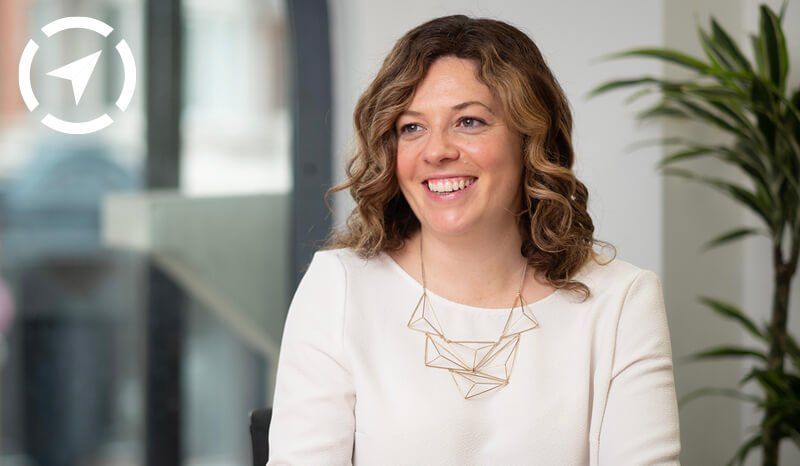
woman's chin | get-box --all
[424,217,474,236]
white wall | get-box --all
[328,0,800,464]
[662,1,748,463]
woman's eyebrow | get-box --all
[452,100,494,114]
[400,100,495,118]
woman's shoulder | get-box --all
[309,246,389,276]
[311,246,366,265]
[577,251,661,299]
[303,247,396,300]
[317,245,392,260]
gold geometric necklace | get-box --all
[406,236,540,399]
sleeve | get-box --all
[598,270,682,465]
[267,250,355,466]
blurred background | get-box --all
[0,0,798,465]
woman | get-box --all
[267,14,681,465]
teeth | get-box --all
[427,177,475,193]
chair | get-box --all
[250,407,272,466]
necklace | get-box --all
[406,236,540,399]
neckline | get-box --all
[380,250,564,312]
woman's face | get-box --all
[395,56,525,237]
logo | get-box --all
[18,17,137,135]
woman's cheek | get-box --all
[395,151,415,186]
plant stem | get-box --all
[762,245,795,465]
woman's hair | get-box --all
[322,14,615,300]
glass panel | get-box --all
[0,1,146,465]
[180,0,290,464]
[184,299,267,466]
[0,0,293,463]
[181,0,290,196]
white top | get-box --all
[267,247,681,465]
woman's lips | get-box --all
[422,178,477,202]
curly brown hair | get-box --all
[322,14,615,299]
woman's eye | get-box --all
[459,117,485,128]
[399,123,422,134]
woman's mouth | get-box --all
[422,176,478,202]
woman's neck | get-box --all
[403,226,532,308]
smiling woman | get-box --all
[325,16,601,296]
[267,14,681,466]
[394,56,526,240]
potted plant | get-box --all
[588,3,799,465]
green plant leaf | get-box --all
[681,345,767,363]
[586,76,739,102]
[623,87,657,104]
[752,79,779,155]
[785,425,800,450]
[702,227,766,251]
[788,96,800,159]
[699,25,733,71]
[710,18,754,73]
[778,0,788,21]
[763,411,784,429]
[751,33,768,77]
[740,367,765,388]
[742,368,790,394]
[661,167,775,229]
[776,158,800,200]
[785,333,800,367]
[784,372,800,390]
[759,4,789,92]
[678,386,763,409]
[704,99,763,143]
[722,146,776,208]
[624,137,689,152]
[726,434,761,466]
[636,103,689,120]
[671,97,751,140]
[657,147,716,168]
[765,397,800,414]
[748,76,800,123]
[651,139,773,200]
[678,83,750,102]
[696,296,767,341]
[763,325,800,371]
[586,77,664,98]
[598,48,711,74]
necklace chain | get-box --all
[419,235,528,316]
[408,235,539,399]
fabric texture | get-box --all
[267,247,681,465]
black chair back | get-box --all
[250,407,272,466]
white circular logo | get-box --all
[18,16,137,135]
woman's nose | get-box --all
[422,127,459,164]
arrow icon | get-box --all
[46,50,102,105]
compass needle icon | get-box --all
[46,50,102,105]
[18,17,136,135]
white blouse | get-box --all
[266,247,681,465]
